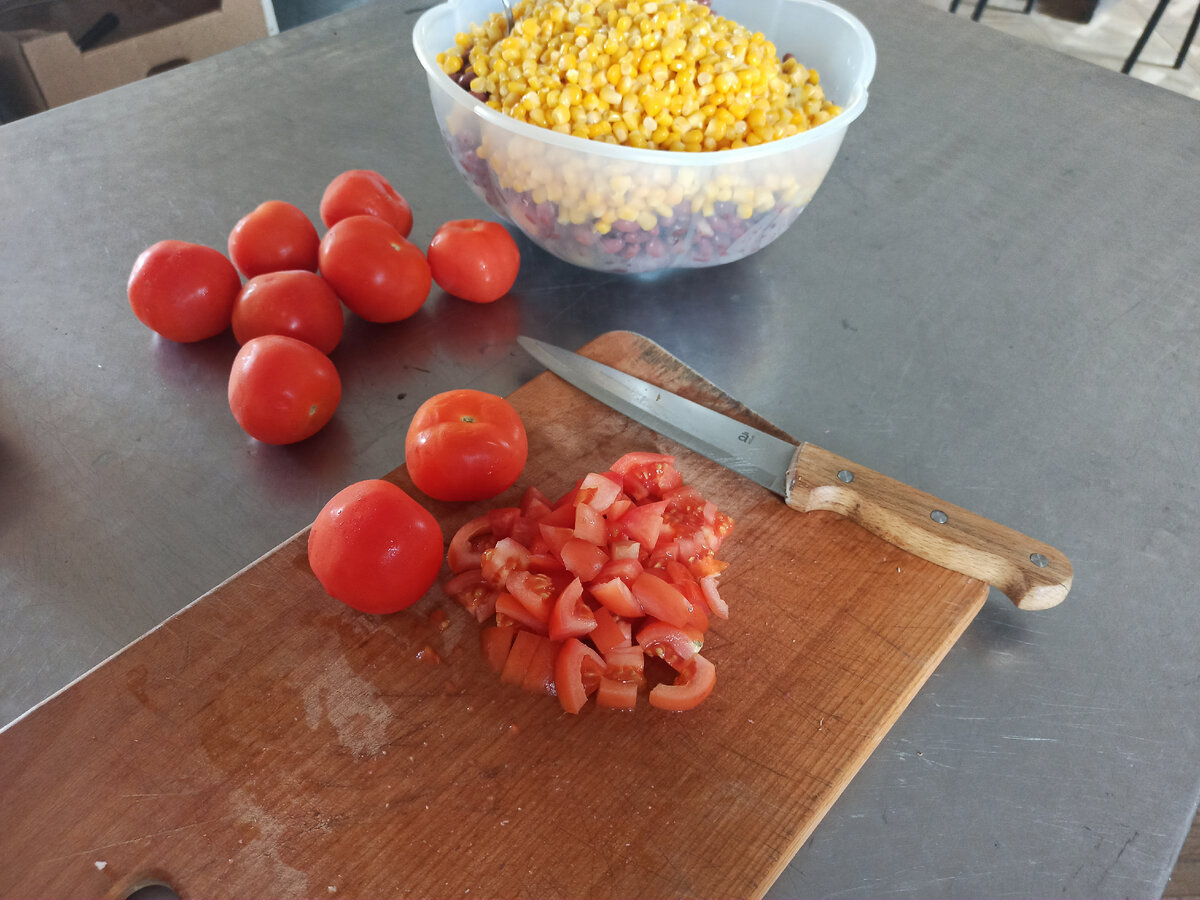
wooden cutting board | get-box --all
[0,331,990,900]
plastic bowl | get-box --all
[413,0,876,274]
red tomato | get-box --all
[228,200,320,278]
[231,270,345,354]
[227,335,341,445]
[127,240,241,342]
[307,479,444,615]
[405,389,528,502]
[318,215,431,323]
[320,169,413,237]
[427,219,520,304]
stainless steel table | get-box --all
[2,1,1197,896]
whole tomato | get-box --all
[228,200,321,278]
[427,219,520,304]
[308,479,444,615]
[231,270,345,355]
[318,215,431,323]
[405,389,528,502]
[227,334,341,445]
[320,169,413,237]
[127,240,242,342]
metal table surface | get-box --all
[1,0,1197,896]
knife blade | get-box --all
[518,335,1072,611]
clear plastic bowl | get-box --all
[413,0,877,274]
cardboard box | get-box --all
[0,0,277,123]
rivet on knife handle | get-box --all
[786,443,1073,610]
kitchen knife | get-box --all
[518,335,1072,611]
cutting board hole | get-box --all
[126,883,179,900]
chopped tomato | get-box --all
[589,577,643,619]
[481,537,532,588]
[445,452,734,713]
[648,653,716,711]
[611,500,666,548]
[593,557,643,585]
[520,485,554,519]
[555,638,605,714]
[447,514,497,573]
[636,619,702,668]
[548,578,596,641]
[495,591,550,634]
[521,634,559,695]
[577,471,623,513]
[573,503,607,546]
[630,571,693,630]
[443,568,498,622]
[506,570,556,622]
[501,629,542,686]
[603,644,645,684]
[700,573,729,619]
[596,676,638,710]
[481,624,517,673]
[589,606,633,655]
[560,538,609,581]
[538,523,574,554]
[610,452,684,500]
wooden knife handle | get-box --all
[786,443,1072,610]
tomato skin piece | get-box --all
[577,472,623,513]
[603,644,645,684]
[700,573,729,619]
[506,571,556,622]
[427,219,520,304]
[405,389,529,502]
[522,634,560,695]
[555,638,606,714]
[593,557,644,586]
[612,501,667,549]
[589,607,633,655]
[447,515,496,573]
[481,537,532,588]
[648,653,716,711]
[481,624,517,673]
[636,619,702,668]
[495,592,549,634]
[596,676,638,710]
[318,215,431,323]
[501,629,541,685]
[560,538,609,582]
[548,578,596,641]
[231,270,345,354]
[589,577,643,619]
[610,453,684,501]
[227,335,341,445]
[573,503,607,546]
[320,169,413,237]
[444,567,499,622]
[127,240,242,343]
[630,571,694,630]
[307,479,444,615]
[228,200,321,278]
